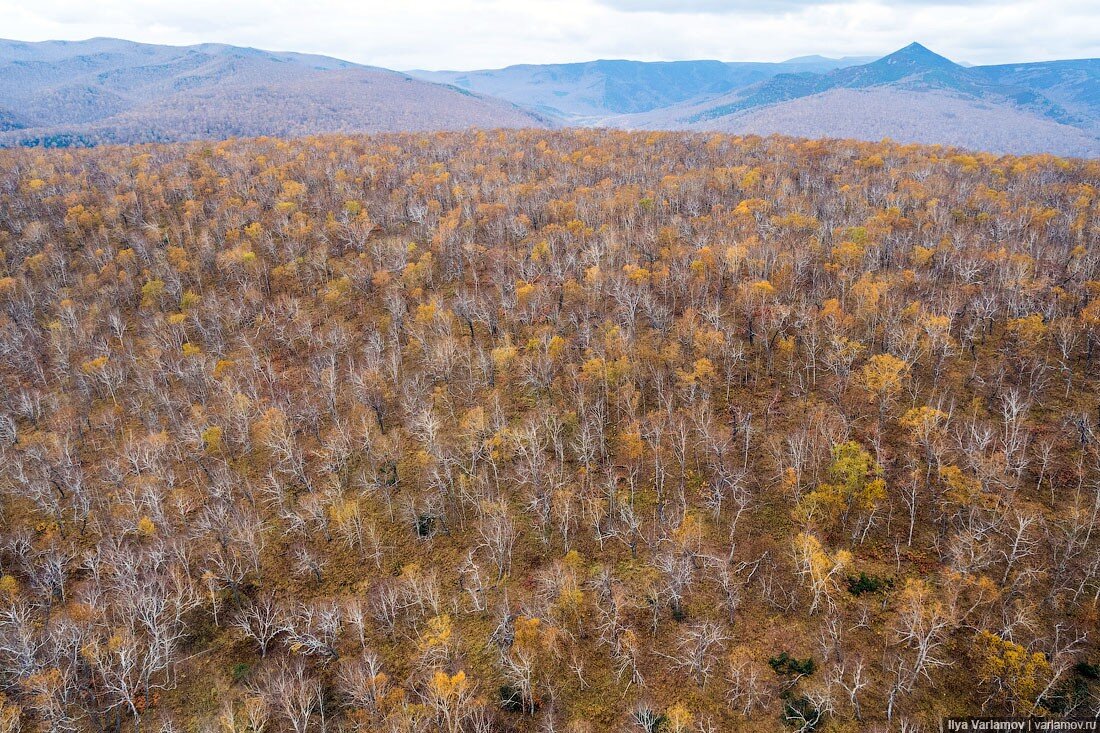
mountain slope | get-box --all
[607,44,1100,157]
[0,38,548,146]
[410,56,875,121]
[971,58,1100,131]
[698,88,1099,157]
[3,38,1096,157]
[0,107,23,131]
[680,43,992,122]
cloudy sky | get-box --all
[2,0,1097,69]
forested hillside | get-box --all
[0,130,1098,732]
[413,44,1100,157]
[408,56,874,120]
[606,45,1100,158]
[0,38,547,147]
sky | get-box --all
[1,0,1097,70]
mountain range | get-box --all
[415,43,1099,156]
[1,38,1097,156]
[409,55,876,122]
[0,37,545,147]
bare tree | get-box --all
[234,593,283,657]
[257,658,323,733]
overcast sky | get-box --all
[2,0,1097,70]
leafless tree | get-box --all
[257,658,323,733]
[234,593,283,657]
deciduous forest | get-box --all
[0,130,1098,732]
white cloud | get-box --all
[1,0,1096,69]
[595,0,1005,11]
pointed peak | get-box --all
[880,42,959,68]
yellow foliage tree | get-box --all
[793,532,852,614]
[976,631,1053,714]
[796,441,886,535]
[861,353,909,404]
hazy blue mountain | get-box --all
[608,43,1100,157]
[410,45,1098,156]
[0,37,548,146]
[684,43,988,122]
[409,55,877,121]
[3,37,1096,157]
[782,54,878,66]
[0,108,24,131]
[971,58,1100,130]
[676,43,1092,133]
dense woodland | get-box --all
[0,130,1099,732]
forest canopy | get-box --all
[0,130,1098,732]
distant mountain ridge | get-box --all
[1,38,1097,157]
[610,43,1100,156]
[782,54,879,65]
[410,56,876,121]
[409,43,1099,156]
[0,37,547,146]
[678,44,1086,126]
